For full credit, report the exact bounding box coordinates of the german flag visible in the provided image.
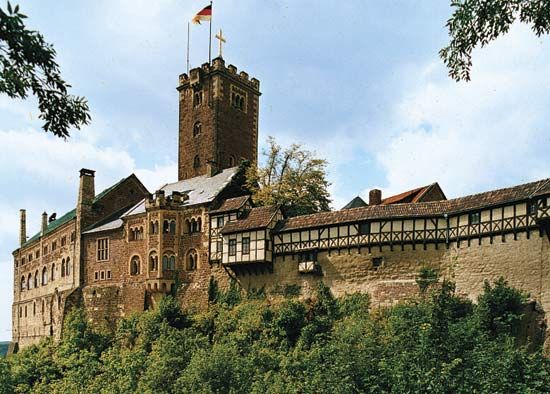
[192,4,212,24]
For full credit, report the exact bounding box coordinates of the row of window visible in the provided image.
[148,219,202,236]
[129,227,144,241]
[18,295,62,319]
[228,237,250,256]
[19,232,75,266]
[94,270,112,281]
[192,154,236,169]
[20,258,72,291]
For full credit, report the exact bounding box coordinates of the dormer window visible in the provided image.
[193,121,202,137]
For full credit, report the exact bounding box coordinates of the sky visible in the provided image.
[0,0,549,341]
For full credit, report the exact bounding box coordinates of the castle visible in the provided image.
[11,56,550,351]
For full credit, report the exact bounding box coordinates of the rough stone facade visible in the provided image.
[10,58,550,353]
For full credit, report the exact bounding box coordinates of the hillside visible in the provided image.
[0,279,549,393]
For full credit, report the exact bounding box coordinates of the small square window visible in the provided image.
[469,212,481,225]
[372,257,383,269]
[228,239,237,256]
[358,222,371,235]
[528,201,538,215]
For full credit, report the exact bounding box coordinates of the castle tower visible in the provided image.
[177,57,260,180]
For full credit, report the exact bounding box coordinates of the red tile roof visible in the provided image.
[382,183,445,204]
[210,195,250,214]
[221,205,279,234]
[275,178,550,232]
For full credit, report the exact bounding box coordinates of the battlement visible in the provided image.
[145,190,189,210]
[178,57,260,91]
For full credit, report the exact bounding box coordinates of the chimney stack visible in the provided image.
[19,209,26,246]
[369,189,382,205]
[77,168,96,229]
[41,212,48,235]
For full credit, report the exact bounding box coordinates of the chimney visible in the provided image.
[206,161,217,177]
[369,189,382,205]
[19,209,26,246]
[77,168,96,229]
[41,212,48,235]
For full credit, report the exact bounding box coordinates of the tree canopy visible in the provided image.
[0,2,90,138]
[245,136,331,217]
[1,277,549,393]
[441,0,550,81]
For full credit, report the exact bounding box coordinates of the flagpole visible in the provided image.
[186,22,190,74]
[208,1,212,64]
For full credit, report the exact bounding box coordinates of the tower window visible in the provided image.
[229,155,236,167]
[193,155,201,168]
[193,121,202,137]
[193,90,203,107]
[230,85,247,112]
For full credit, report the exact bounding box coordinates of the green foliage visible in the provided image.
[0,2,90,138]
[246,136,331,216]
[207,276,219,304]
[441,0,550,81]
[3,279,550,393]
[476,277,527,338]
[218,278,242,307]
[416,265,439,294]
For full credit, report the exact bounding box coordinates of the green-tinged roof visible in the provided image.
[20,175,133,249]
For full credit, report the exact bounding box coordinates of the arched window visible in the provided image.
[149,253,158,271]
[61,258,66,277]
[33,302,36,316]
[169,256,176,270]
[34,270,39,288]
[162,255,169,270]
[197,218,202,232]
[138,227,144,240]
[42,267,48,286]
[193,155,200,168]
[51,263,55,281]
[163,220,170,234]
[193,121,202,137]
[27,273,32,290]
[130,256,140,276]
[186,219,191,234]
[229,156,235,167]
[20,276,25,291]
[66,257,71,276]
[169,220,176,235]
[187,250,198,271]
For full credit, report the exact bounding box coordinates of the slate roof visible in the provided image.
[22,176,133,247]
[121,167,241,218]
[342,196,367,210]
[210,195,250,214]
[275,178,550,233]
[221,205,279,234]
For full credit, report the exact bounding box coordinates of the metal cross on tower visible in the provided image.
[215,29,226,58]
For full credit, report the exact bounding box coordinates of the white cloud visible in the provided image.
[372,23,550,199]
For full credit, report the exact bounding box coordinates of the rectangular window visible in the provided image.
[469,212,481,225]
[52,241,57,251]
[70,231,76,243]
[100,271,105,280]
[242,237,250,255]
[528,200,538,215]
[61,236,66,246]
[35,250,40,259]
[94,272,98,281]
[358,222,371,235]
[28,253,32,262]
[107,270,111,279]
[217,216,225,228]
[43,245,48,255]
[97,238,109,261]
[216,240,223,253]
[228,239,237,256]
[265,240,271,251]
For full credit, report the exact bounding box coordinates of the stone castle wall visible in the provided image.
[232,231,550,312]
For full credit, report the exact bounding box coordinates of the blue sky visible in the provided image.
[0,0,548,341]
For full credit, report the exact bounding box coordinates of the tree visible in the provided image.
[246,136,331,217]
[440,0,550,81]
[0,2,90,138]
